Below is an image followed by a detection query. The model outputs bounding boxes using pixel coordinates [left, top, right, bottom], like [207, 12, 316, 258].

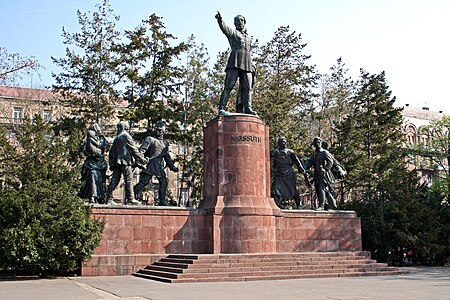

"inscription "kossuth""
[230, 135, 262, 143]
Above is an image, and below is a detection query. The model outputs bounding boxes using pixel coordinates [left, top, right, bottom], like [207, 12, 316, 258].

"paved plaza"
[0, 267, 449, 300]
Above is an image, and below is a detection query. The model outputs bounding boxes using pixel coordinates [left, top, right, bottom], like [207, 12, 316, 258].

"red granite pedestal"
[200, 114, 281, 253]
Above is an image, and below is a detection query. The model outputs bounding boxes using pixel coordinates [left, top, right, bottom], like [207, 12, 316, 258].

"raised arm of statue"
[215, 11, 232, 37]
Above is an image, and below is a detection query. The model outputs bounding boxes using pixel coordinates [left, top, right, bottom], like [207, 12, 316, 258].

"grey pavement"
[1, 267, 449, 300]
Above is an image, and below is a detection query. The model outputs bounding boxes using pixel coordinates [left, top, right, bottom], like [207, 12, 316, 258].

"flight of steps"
[133, 252, 406, 283]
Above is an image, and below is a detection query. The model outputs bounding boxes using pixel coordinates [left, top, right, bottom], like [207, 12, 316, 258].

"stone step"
[133, 272, 173, 283]
[161, 256, 374, 266]
[160, 257, 195, 264]
[167, 251, 371, 259]
[171, 270, 406, 283]
[181, 263, 389, 274]
[133, 252, 405, 283]
[153, 260, 380, 270]
[153, 261, 190, 269]
[135, 268, 180, 279]
[136, 264, 401, 279]
[157, 258, 379, 269]
[144, 265, 185, 273]
[175, 267, 386, 279]
[167, 253, 371, 260]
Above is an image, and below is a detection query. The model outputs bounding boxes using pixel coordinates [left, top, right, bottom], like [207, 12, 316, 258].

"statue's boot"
[294, 195, 303, 210]
[219, 91, 231, 116]
[105, 196, 118, 205]
[326, 195, 337, 210]
[158, 189, 170, 206]
[127, 199, 141, 205]
[236, 103, 244, 113]
[243, 96, 257, 115]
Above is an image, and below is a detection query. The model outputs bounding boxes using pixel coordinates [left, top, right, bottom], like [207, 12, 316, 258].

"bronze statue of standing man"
[105, 121, 147, 205]
[215, 11, 257, 116]
[307, 137, 338, 211]
[134, 121, 178, 206]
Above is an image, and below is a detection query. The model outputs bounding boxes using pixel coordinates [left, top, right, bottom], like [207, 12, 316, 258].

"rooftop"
[396, 104, 446, 121]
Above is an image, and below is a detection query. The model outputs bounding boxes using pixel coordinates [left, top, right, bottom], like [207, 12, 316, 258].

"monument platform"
[82, 115, 398, 280]
[82, 206, 362, 275]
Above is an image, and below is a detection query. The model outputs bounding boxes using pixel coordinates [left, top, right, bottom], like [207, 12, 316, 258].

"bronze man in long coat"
[79, 124, 108, 204]
[271, 137, 305, 209]
[215, 11, 257, 116]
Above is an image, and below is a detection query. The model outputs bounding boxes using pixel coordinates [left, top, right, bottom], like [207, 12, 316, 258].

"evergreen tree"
[335, 70, 447, 264]
[336, 70, 404, 196]
[337, 70, 405, 261]
[0, 125, 20, 190]
[406, 116, 450, 264]
[52, 0, 121, 124]
[253, 26, 318, 150]
[208, 50, 232, 114]
[179, 37, 216, 205]
[0, 117, 104, 275]
[116, 13, 190, 137]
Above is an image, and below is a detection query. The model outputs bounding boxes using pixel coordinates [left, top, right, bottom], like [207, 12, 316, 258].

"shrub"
[0, 117, 104, 276]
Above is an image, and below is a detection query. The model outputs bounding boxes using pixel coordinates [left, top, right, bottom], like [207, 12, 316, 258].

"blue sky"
[1, 0, 449, 113]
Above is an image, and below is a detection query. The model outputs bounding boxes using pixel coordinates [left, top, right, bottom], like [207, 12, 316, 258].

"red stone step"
[161, 256, 374, 266]
[133, 252, 406, 283]
[168, 252, 370, 259]
[134, 270, 406, 283]
[144, 265, 185, 273]
[180, 262, 388, 274]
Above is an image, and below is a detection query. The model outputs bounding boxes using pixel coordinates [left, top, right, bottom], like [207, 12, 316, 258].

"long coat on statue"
[79, 129, 108, 201]
[271, 148, 303, 199]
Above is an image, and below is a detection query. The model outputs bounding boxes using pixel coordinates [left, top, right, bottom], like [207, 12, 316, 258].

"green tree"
[179, 37, 217, 205]
[313, 57, 355, 146]
[336, 70, 404, 196]
[406, 116, 450, 264]
[253, 26, 318, 150]
[337, 70, 405, 258]
[52, 0, 121, 124]
[0, 117, 104, 275]
[0, 125, 19, 188]
[336, 70, 448, 265]
[117, 13, 190, 136]
[411, 116, 450, 184]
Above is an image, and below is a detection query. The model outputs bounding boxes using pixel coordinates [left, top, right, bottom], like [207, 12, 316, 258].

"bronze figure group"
[79, 121, 178, 206]
[270, 136, 346, 211]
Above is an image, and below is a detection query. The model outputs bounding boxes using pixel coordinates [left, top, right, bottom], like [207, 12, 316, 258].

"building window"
[7, 129, 16, 141]
[178, 143, 186, 156]
[43, 110, 52, 122]
[13, 107, 23, 123]
[405, 124, 417, 145]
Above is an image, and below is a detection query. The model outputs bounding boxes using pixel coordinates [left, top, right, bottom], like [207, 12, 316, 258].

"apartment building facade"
[397, 104, 448, 186]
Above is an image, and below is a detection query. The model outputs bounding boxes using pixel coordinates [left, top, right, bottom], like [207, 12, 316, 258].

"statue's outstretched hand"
[215, 11, 221, 20]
